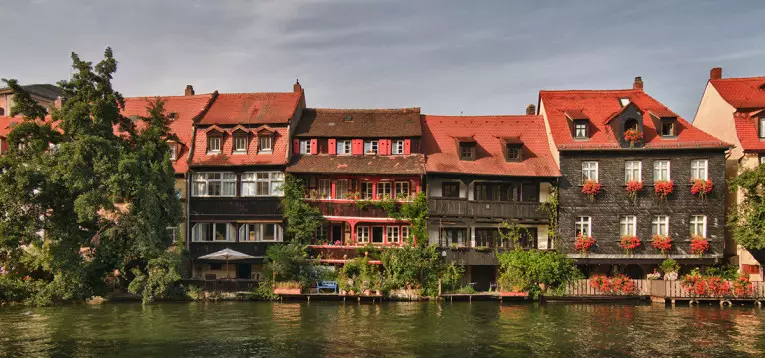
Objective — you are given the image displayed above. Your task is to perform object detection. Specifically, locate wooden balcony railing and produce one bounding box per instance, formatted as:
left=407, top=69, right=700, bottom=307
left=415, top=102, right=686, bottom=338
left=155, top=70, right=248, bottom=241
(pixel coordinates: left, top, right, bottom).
left=428, top=198, right=547, bottom=220
left=190, top=197, right=282, bottom=220
left=305, top=199, right=396, bottom=218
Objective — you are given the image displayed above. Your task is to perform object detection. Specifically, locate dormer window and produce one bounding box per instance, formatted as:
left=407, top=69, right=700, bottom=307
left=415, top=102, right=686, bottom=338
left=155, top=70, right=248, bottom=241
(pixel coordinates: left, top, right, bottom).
left=258, top=135, right=272, bottom=153
left=574, top=120, right=588, bottom=139
left=660, top=119, right=676, bottom=137
left=760, top=116, right=765, bottom=138
left=506, top=145, right=521, bottom=162
left=233, top=135, right=248, bottom=153
left=459, top=143, right=476, bottom=161
left=336, top=140, right=352, bottom=155
left=392, top=140, right=405, bottom=155
left=207, top=136, right=221, bottom=154
left=299, top=139, right=312, bottom=155
left=168, top=141, right=178, bottom=161
left=364, top=140, right=378, bottom=155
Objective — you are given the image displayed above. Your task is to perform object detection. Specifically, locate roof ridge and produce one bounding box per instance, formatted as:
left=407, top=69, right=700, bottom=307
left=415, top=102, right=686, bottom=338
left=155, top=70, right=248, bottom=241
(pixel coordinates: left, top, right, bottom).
left=125, top=94, right=214, bottom=100
left=307, top=107, right=420, bottom=112
left=540, top=89, right=637, bottom=94
left=217, top=91, right=299, bottom=96
left=423, top=114, right=540, bottom=119
left=711, top=76, right=765, bottom=82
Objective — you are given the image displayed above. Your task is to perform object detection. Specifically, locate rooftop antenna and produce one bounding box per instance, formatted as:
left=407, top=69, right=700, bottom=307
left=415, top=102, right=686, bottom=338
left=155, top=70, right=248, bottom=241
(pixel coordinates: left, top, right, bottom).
left=460, top=111, right=463, bottom=116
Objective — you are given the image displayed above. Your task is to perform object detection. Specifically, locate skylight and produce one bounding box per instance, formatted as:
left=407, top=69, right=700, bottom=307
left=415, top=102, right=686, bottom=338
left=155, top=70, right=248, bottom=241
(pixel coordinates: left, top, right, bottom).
left=619, top=98, right=630, bottom=107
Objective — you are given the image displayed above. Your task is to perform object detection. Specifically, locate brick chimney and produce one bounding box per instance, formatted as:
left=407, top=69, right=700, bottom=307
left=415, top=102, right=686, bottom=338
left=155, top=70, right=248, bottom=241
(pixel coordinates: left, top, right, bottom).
left=633, top=76, right=644, bottom=90
left=293, top=79, right=302, bottom=93
left=184, top=85, right=195, bottom=96
left=710, top=67, right=722, bottom=80
left=525, top=104, right=536, bottom=115
left=54, top=96, right=64, bottom=109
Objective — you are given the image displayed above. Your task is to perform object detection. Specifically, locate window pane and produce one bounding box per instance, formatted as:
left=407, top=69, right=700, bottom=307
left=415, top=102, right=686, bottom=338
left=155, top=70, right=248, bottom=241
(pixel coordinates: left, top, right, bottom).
left=259, top=136, right=272, bottom=151
left=256, top=182, right=270, bottom=196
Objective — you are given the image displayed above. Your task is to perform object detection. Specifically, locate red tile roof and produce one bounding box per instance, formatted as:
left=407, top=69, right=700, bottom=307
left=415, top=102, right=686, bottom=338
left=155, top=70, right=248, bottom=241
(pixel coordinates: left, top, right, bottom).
left=539, top=89, right=729, bottom=150
left=420, top=115, right=560, bottom=177
left=198, top=92, right=302, bottom=125
left=287, top=154, right=425, bottom=175
left=734, top=111, right=765, bottom=151
left=121, top=94, right=215, bottom=174
left=294, top=108, right=422, bottom=138
left=190, top=126, right=289, bottom=167
left=0, top=116, right=21, bottom=138
left=711, top=77, right=765, bottom=109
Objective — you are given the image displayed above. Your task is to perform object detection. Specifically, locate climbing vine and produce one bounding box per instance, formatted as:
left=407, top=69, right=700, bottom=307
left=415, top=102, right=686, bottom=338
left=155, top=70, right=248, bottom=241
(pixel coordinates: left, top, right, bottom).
left=539, top=186, right=559, bottom=247
left=281, top=174, right=324, bottom=244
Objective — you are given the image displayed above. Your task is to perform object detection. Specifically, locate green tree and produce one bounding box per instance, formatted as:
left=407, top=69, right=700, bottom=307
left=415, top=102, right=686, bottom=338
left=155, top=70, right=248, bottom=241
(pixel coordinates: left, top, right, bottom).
left=729, top=165, right=765, bottom=249
left=0, top=48, right=181, bottom=304
left=496, top=249, right=581, bottom=300
left=281, top=174, right=324, bottom=243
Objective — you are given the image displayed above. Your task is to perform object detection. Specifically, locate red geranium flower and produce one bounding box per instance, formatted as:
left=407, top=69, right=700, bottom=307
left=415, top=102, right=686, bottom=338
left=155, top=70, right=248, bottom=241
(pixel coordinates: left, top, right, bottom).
left=650, top=234, right=672, bottom=254
left=690, top=179, right=713, bottom=200
left=625, top=180, right=643, bottom=201
left=581, top=179, right=602, bottom=201
left=619, top=235, right=641, bottom=254
left=575, top=233, right=596, bottom=253
left=690, top=235, right=709, bottom=256
left=623, top=129, right=643, bottom=147
left=654, top=180, right=674, bottom=200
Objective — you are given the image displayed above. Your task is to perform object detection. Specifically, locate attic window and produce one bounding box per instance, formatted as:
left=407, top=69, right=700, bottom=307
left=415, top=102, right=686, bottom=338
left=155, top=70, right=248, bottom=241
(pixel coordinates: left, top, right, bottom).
left=168, top=141, right=178, bottom=161
left=660, top=119, right=676, bottom=137
left=459, top=143, right=476, bottom=161
left=619, top=98, right=630, bottom=107
left=207, top=136, right=221, bottom=154
left=233, top=135, right=248, bottom=153
left=574, top=120, right=588, bottom=139
left=258, top=134, right=273, bottom=153
left=506, top=145, right=521, bottom=162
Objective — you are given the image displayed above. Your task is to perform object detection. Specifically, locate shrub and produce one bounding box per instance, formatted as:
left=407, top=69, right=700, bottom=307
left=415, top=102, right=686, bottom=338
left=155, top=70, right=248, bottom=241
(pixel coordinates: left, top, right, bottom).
left=127, top=252, right=185, bottom=304
left=497, top=249, right=581, bottom=299
left=660, top=258, right=679, bottom=274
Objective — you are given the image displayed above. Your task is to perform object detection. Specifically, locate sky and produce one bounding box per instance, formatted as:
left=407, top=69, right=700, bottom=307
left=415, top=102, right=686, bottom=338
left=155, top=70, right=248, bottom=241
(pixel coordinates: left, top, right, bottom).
left=1, top=0, right=765, bottom=120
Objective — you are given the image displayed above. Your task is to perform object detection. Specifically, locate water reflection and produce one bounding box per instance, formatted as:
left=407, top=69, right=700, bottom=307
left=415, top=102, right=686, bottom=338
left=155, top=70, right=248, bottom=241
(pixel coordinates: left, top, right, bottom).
left=1, top=302, right=765, bottom=357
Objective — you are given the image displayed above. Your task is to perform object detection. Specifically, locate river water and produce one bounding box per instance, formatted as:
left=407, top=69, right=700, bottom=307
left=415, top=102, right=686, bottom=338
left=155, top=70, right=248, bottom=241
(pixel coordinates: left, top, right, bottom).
left=1, top=301, right=764, bottom=357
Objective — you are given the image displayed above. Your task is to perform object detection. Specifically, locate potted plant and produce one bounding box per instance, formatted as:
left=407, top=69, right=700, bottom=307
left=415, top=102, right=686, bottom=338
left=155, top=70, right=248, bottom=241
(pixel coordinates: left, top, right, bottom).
left=690, top=235, right=710, bottom=256
left=623, top=128, right=643, bottom=148
left=660, top=258, right=679, bottom=281
left=654, top=180, right=674, bottom=200
left=581, top=179, right=602, bottom=201
left=650, top=234, right=672, bottom=255
left=690, top=179, right=713, bottom=200
left=619, top=235, right=641, bottom=255
left=574, top=233, right=596, bottom=254
left=625, top=180, right=643, bottom=202
left=646, top=270, right=661, bottom=280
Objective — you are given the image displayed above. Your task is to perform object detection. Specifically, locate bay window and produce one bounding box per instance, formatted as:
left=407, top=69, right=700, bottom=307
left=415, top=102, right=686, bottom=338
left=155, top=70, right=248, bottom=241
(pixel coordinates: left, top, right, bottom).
left=241, top=172, right=284, bottom=197
left=192, top=223, right=236, bottom=242
left=192, top=172, right=236, bottom=197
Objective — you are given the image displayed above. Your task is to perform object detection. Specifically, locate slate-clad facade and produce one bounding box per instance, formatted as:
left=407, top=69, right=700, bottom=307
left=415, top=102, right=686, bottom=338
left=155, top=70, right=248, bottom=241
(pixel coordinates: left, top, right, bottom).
left=539, top=77, right=731, bottom=277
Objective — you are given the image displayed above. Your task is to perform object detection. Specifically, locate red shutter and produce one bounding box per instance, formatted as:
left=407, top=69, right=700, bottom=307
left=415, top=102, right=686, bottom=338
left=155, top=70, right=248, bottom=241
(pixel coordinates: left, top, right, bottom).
left=352, top=139, right=363, bottom=155
left=328, top=138, right=337, bottom=155
left=292, top=139, right=300, bottom=155
left=310, top=139, right=318, bottom=155
left=384, top=139, right=392, bottom=155
left=403, top=139, right=411, bottom=154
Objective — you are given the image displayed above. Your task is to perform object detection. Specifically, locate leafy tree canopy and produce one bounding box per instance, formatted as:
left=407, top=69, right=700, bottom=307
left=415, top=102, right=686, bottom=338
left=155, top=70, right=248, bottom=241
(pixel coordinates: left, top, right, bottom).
left=729, top=165, right=765, bottom=250
left=0, top=48, right=181, bottom=304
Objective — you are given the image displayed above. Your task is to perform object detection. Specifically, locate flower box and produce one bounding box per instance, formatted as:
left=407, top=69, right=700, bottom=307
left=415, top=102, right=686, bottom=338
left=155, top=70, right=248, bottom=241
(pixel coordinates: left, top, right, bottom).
left=690, top=235, right=709, bottom=256
left=623, top=129, right=643, bottom=148
left=619, top=235, right=641, bottom=254
left=625, top=180, right=643, bottom=201
left=650, top=235, right=672, bottom=254
left=654, top=180, right=674, bottom=199
left=690, top=179, right=713, bottom=199
left=581, top=179, right=602, bottom=201
left=575, top=234, right=596, bottom=254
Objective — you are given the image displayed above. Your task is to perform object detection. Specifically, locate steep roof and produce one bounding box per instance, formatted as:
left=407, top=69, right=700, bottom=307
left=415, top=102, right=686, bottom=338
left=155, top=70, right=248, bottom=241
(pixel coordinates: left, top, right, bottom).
left=0, top=84, right=63, bottom=100
left=539, top=89, right=729, bottom=150
left=710, top=77, right=765, bottom=109
left=734, top=111, right=765, bottom=151
left=197, top=92, right=302, bottom=125
left=0, top=116, right=20, bottom=138
left=287, top=154, right=425, bottom=175
left=190, top=126, right=290, bottom=167
left=421, top=115, right=560, bottom=177
left=294, top=108, right=422, bottom=138
left=121, top=94, right=215, bottom=174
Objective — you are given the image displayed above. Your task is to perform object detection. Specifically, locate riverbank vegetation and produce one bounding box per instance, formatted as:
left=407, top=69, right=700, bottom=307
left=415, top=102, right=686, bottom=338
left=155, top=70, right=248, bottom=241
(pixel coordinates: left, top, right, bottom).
left=729, top=165, right=765, bottom=250
left=0, top=49, right=183, bottom=305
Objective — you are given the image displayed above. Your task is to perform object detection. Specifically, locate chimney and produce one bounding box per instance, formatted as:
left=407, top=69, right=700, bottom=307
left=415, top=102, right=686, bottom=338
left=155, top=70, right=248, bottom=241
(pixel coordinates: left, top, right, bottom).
left=710, top=67, right=722, bottom=80
left=525, top=104, right=536, bottom=115
left=54, top=96, right=64, bottom=109
left=633, top=76, right=644, bottom=90
left=293, top=79, right=302, bottom=93
left=184, top=85, right=195, bottom=96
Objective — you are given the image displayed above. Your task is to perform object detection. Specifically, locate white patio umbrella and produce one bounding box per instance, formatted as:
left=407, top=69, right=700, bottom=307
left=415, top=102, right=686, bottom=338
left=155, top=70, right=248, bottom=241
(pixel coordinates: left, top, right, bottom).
left=198, top=248, right=256, bottom=278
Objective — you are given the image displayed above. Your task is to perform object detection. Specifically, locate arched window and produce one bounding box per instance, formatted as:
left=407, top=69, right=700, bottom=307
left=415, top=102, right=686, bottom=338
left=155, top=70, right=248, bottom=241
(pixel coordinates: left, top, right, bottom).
left=624, top=119, right=639, bottom=132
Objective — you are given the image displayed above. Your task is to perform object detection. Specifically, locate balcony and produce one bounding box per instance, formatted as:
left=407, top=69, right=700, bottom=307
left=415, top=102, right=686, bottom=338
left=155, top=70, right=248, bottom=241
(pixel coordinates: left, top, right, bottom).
left=305, top=199, right=397, bottom=218
left=427, top=198, right=547, bottom=220
left=189, top=197, right=282, bottom=220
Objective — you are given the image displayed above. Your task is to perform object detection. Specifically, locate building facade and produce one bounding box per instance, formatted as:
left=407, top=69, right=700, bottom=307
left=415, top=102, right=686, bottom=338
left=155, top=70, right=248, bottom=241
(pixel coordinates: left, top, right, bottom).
left=539, top=77, right=730, bottom=277
left=421, top=112, right=560, bottom=290
left=186, top=83, right=305, bottom=280
left=693, top=67, right=765, bottom=280
left=286, top=108, right=425, bottom=262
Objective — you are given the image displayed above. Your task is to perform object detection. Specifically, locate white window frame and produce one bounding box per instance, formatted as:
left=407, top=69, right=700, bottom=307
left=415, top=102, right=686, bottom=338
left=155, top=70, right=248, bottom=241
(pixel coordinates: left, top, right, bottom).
left=575, top=216, right=591, bottom=237
left=624, top=161, right=642, bottom=183
left=653, top=160, right=671, bottom=181
left=377, top=182, right=392, bottom=198
left=761, top=156, right=765, bottom=165
left=392, top=140, right=405, bottom=155
left=361, top=182, right=373, bottom=199
left=191, top=172, right=237, bottom=197
left=334, top=179, right=348, bottom=199
left=300, top=139, right=312, bottom=155
left=652, top=215, right=669, bottom=236
left=258, top=135, right=272, bottom=153
left=690, top=215, right=707, bottom=237
left=336, top=140, right=352, bottom=155
left=233, top=135, right=248, bottom=154
left=582, top=161, right=599, bottom=183
left=364, top=140, right=379, bottom=154
left=357, top=226, right=370, bottom=244
left=318, top=179, right=331, bottom=199
left=241, top=172, right=284, bottom=197
left=237, top=223, right=283, bottom=242
left=620, top=216, right=637, bottom=236
left=387, top=226, right=400, bottom=244
left=690, top=159, right=708, bottom=180
left=395, top=181, right=410, bottom=199
left=192, top=223, right=236, bottom=242
left=760, top=116, right=765, bottom=138
left=168, top=142, right=177, bottom=161
left=261, top=224, right=283, bottom=242
left=207, top=136, right=221, bottom=154
left=574, top=122, right=587, bottom=138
